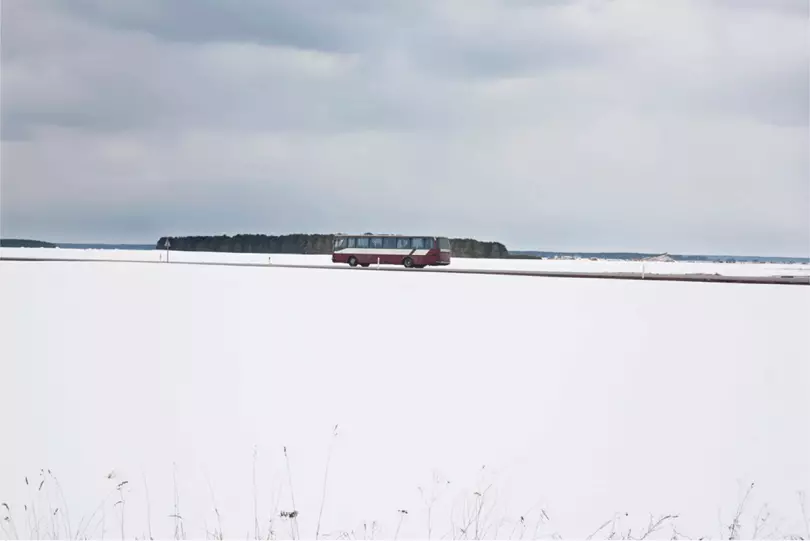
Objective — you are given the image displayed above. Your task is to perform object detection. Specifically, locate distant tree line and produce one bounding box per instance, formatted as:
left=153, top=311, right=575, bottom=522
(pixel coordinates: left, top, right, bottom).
left=156, top=234, right=510, bottom=258
left=0, top=238, right=57, bottom=248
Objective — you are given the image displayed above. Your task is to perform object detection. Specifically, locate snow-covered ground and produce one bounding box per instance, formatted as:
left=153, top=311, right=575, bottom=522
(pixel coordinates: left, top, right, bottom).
left=2, top=246, right=809, bottom=278
left=1, top=258, right=808, bottom=539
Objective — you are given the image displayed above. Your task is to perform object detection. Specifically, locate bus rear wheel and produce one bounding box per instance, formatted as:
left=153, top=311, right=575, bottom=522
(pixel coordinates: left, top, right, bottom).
left=348, top=257, right=358, bottom=267
left=403, top=257, right=414, bottom=268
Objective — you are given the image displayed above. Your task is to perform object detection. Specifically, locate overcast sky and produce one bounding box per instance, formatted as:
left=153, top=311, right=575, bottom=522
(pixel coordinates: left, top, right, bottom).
left=1, top=0, right=808, bottom=255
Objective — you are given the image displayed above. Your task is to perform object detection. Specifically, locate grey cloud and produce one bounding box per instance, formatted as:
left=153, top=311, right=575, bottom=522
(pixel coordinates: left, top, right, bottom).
left=48, top=0, right=421, bottom=52
left=709, top=0, right=809, bottom=16
left=2, top=0, right=617, bottom=139
left=1, top=0, right=808, bottom=255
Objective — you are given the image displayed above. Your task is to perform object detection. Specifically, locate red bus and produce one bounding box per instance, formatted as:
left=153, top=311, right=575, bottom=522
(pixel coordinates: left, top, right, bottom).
left=332, top=234, right=452, bottom=268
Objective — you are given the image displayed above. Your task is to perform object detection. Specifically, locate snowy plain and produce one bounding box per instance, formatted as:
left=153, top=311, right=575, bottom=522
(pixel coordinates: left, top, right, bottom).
left=2, top=246, right=809, bottom=278
left=1, top=252, right=809, bottom=539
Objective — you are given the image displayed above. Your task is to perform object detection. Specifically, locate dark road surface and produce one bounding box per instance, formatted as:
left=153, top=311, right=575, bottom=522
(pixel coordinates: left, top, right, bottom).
left=2, top=255, right=808, bottom=286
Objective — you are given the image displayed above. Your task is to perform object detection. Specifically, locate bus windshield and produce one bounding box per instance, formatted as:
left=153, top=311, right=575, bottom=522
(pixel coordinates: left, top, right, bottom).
left=438, top=237, right=451, bottom=251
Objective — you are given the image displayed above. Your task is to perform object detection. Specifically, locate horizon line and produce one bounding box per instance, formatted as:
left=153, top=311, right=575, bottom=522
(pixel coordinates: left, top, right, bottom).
left=2, top=237, right=808, bottom=261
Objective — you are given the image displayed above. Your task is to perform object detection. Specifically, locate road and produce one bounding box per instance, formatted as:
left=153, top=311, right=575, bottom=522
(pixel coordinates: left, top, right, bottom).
left=2, top=255, right=808, bottom=286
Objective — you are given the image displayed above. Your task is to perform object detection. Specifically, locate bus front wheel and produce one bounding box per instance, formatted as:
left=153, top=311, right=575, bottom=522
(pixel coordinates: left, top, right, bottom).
left=348, top=257, right=358, bottom=267
left=403, top=257, right=414, bottom=268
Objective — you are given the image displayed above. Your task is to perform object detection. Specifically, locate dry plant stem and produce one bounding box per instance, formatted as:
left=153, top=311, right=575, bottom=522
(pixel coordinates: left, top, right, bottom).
left=729, top=482, right=755, bottom=541
left=204, top=470, right=224, bottom=541
left=4, top=502, right=21, bottom=539
left=76, top=486, right=118, bottom=539
left=316, top=425, right=339, bottom=540
left=419, top=472, right=449, bottom=541
left=51, top=472, right=73, bottom=540
left=42, top=472, right=57, bottom=539
left=283, top=446, right=299, bottom=540
left=751, top=504, right=770, bottom=539
left=394, top=511, right=407, bottom=540
left=116, top=480, right=128, bottom=541
left=26, top=476, right=40, bottom=540
left=6, top=466, right=810, bottom=540
left=253, top=447, right=259, bottom=541
left=799, top=491, right=810, bottom=540
left=173, top=465, right=180, bottom=541
left=639, top=514, right=678, bottom=540
left=172, top=463, right=185, bottom=541
left=587, top=516, right=616, bottom=540
left=142, top=473, right=153, bottom=540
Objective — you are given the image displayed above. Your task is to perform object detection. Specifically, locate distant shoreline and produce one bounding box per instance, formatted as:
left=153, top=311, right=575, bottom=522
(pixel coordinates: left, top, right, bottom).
left=2, top=237, right=808, bottom=264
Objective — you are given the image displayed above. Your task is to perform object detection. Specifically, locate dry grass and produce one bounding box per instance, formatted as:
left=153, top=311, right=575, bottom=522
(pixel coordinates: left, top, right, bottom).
left=2, top=451, right=808, bottom=541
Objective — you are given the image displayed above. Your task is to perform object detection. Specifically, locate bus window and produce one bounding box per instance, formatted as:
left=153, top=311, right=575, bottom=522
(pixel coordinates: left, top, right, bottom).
left=397, top=237, right=411, bottom=249
left=411, top=238, right=424, bottom=250
left=348, top=237, right=356, bottom=248
left=357, top=237, right=370, bottom=248
left=438, top=237, right=451, bottom=251
left=334, top=237, right=346, bottom=250
left=383, top=237, right=397, bottom=249
left=370, top=237, right=383, bottom=249
left=424, top=237, right=435, bottom=249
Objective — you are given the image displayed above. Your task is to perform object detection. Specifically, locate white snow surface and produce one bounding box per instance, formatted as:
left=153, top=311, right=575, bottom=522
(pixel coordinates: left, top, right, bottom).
left=1, top=255, right=809, bottom=539
left=2, top=246, right=810, bottom=278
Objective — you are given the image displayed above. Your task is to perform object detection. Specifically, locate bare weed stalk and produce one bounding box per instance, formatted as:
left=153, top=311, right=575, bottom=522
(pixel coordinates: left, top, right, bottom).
left=142, top=472, right=153, bottom=540
left=799, top=491, right=809, bottom=540
left=172, top=463, right=185, bottom=541
left=2, top=502, right=20, bottom=539
left=728, top=482, right=755, bottom=540
left=394, top=509, right=408, bottom=540
left=114, top=480, right=129, bottom=540
left=587, top=514, right=620, bottom=541
left=315, top=425, right=339, bottom=540
left=6, top=464, right=809, bottom=540
left=76, top=482, right=118, bottom=539
left=253, top=447, right=260, bottom=540
left=419, top=471, right=451, bottom=540
left=40, top=470, right=58, bottom=539
left=283, top=446, right=299, bottom=540
left=639, top=513, right=679, bottom=540
left=203, top=470, right=224, bottom=541
left=50, top=471, right=72, bottom=540
left=25, top=475, right=40, bottom=540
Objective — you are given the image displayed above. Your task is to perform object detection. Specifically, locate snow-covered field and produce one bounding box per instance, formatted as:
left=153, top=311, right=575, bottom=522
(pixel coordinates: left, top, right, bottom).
left=2, top=246, right=809, bottom=278
left=1, top=256, right=808, bottom=539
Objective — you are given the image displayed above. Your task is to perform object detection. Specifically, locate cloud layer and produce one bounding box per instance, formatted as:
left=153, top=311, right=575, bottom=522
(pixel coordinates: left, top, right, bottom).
left=1, top=0, right=808, bottom=255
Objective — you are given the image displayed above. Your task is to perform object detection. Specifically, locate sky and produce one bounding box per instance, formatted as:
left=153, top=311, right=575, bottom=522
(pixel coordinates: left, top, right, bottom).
left=1, top=0, right=808, bottom=255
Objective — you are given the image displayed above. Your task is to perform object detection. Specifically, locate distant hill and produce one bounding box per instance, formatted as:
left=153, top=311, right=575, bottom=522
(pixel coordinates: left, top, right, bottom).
left=0, top=238, right=57, bottom=248
left=157, top=234, right=510, bottom=259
